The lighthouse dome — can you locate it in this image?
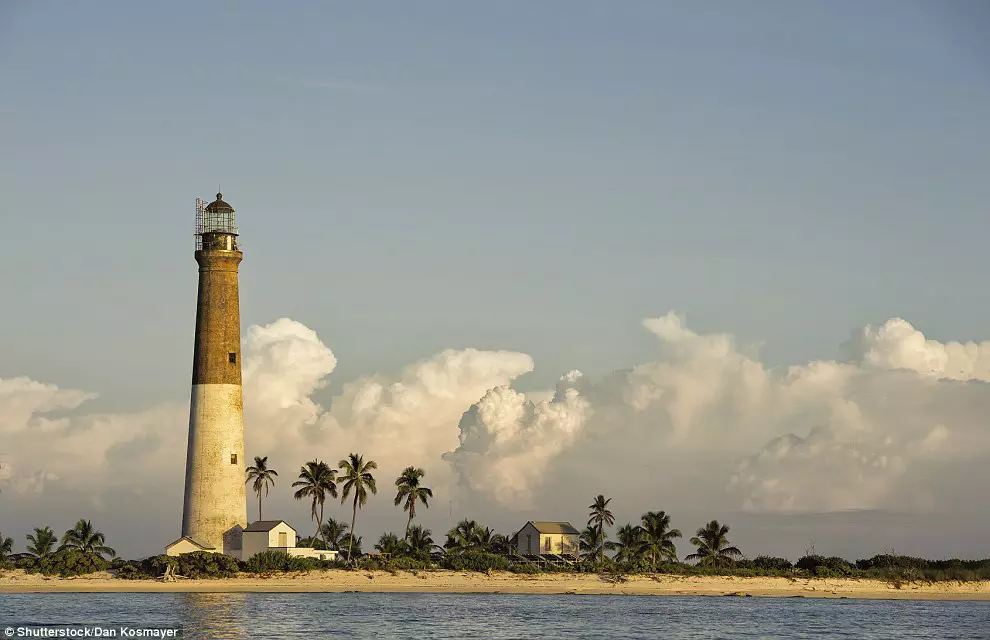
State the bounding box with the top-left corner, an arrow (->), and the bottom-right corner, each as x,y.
205,192 -> 234,213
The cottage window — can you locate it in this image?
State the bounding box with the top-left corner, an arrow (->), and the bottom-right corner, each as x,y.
229,352 -> 237,364
278,532 -> 288,547
230,453 -> 238,465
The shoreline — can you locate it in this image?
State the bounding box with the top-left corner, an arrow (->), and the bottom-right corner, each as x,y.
2,570 -> 989,600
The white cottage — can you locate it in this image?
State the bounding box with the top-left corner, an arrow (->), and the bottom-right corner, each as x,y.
241,520 -> 338,561
511,521 -> 581,558
164,536 -> 216,557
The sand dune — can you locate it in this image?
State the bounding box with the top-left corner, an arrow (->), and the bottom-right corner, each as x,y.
2,569 -> 988,600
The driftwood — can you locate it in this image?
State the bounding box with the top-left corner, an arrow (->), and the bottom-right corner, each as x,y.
161,564 -> 190,582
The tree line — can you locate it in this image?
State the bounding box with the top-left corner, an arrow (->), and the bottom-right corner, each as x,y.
4,459 -> 990,583
247,458 -> 742,567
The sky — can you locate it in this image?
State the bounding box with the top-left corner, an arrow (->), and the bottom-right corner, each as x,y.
1,1 -> 990,561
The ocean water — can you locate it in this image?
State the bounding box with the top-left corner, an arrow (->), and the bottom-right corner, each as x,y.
1,593 -> 988,639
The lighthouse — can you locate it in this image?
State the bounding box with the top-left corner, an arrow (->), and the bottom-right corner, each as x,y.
180,191 -> 248,556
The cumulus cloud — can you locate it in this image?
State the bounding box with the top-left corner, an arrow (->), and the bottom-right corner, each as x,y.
445,314 -> 990,523
846,318 -> 990,381
0,375 -> 181,500
3,313 -> 990,558
242,320 -> 535,507
442,371 -> 591,508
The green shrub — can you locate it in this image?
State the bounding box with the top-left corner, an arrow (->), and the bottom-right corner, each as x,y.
173,551 -> 239,578
796,555 -> 852,577
140,554 -> 178,577
353,556 -> 386,571
241,550 -> 327,573
814,566 -> 836,579
509,563 -> 542,574
347,555 -> 432,573
853,555 -> 990,581
795,555 -> 824,572
856,554 -> 924,571
114,561 -> 147,580
387,557 -> 432,572
753,556 -> 793,572
242,550 -> 293,573
825,557 -> 853,575
441,551 -> 510,572
22,550 -> 111,577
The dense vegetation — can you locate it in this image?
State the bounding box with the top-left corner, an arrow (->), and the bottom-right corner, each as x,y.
3,457 -> 988,583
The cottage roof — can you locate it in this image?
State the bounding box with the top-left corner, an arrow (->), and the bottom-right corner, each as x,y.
244,520 -> 294,533
526,521 -> 580,535
164,535 -> 215,550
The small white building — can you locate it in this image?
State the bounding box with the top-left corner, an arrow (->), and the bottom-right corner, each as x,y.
166,521 -> 339,561
241,520 -> 338,561
511,521 -> 580,558
165,536 -> 216,557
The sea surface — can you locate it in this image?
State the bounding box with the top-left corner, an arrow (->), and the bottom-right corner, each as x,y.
1,593 -> 989,639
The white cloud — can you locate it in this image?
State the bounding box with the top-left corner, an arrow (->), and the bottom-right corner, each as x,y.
846,317 -> 990,380
442,314 -> 990,523
3,313 -> 990,558
240,319 -> 536,527
443,372 -> 591,508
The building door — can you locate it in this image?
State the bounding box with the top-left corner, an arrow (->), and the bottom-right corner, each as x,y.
278,532 -> 287,547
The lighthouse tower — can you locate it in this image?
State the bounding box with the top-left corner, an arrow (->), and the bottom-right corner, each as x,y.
181,192 -> 248,556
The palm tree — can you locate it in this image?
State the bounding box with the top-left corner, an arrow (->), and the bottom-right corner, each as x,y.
292,460 -> 337,544
487,531 -> 511,555
375,532 -> 404,556
0,532 -> 12,561
348,536 -> 364,558
686,520 -> 742,568
579,525 -> 604,561
406,525 -> 439,560
319,518 -> 350,551
339,452 -> 378,562
640,511 -> 681,569
444,519 -> 483,553
587,494 -> 615,564
245,456 -> 278,522
394,466 -> 433,538
59,519 -> 116,558
25,527 -> 57,559
612,523 -> 645,564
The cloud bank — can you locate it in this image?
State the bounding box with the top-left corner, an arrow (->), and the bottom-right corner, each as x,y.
2,314 -> 990,558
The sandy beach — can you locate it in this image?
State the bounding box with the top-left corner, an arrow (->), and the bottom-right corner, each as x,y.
1,570 -> 988,600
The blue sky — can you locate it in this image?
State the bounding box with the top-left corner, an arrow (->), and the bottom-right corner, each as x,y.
5,1 -> 990,559
2,0 -> 989,407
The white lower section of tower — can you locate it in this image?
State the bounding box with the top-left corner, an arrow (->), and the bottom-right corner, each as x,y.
181,383 -> 247,557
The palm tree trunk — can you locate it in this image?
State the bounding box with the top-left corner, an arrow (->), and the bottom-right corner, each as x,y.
599,524 -> 605,565
313,501 -> 320,543
405,501 -> 415,539
258,492 -> 262,522
318,503 -> 326,547
347,494 -> 358,563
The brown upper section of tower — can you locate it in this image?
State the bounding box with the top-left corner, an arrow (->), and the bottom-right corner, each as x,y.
192,191 -> 243,386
